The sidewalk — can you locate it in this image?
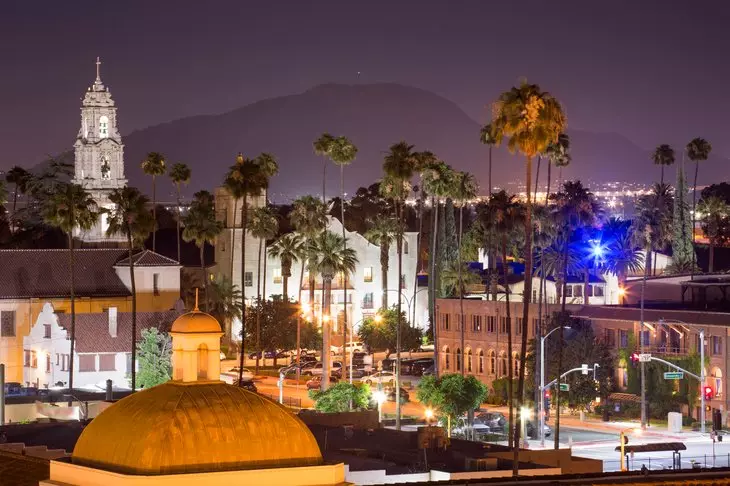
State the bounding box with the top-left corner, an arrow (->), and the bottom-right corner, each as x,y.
556,415 -> 705,441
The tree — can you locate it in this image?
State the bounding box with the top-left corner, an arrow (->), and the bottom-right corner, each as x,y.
309,382 -> 371,413
107,187 -> 154,390
687,138 -> 712,275
491,81 -> 566,471
417,374 -> 487,427
698,196 -> 730,273
169,163 -> 191,264
140,152 -> 166,251
479,123 -> 499,196
249,206 -> 279,372
439,262 -> 482,297
182,190 -> 223,311
313,133 -> 335,202
6,166 -> 30,220
364,215 -> 398,310
208,276 -> 242,347
669,161 -> 695,272
290,195 -> 329,305
224,153 -> 270,384
244,297 -> 297,367
358,309 -> 422,358
136,327 -> 172,389
604,232 -> 644,294
544,133 -> 570,204
268,232 -> 304,300
42,183 -> 99,393
651,144 -> 675,186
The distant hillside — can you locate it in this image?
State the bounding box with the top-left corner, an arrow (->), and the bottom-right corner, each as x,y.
56,83 -> 730,201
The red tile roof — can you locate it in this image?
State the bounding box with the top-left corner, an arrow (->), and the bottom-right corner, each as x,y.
115,249 -> 179,267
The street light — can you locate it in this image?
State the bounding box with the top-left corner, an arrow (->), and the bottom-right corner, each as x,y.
348,313 -> 383,384
425,407 -> 434,424
619,427 -> 642,471
373,390 -> 386,423
540,324 -> 571,447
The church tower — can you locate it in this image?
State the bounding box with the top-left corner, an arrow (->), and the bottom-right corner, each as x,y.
72,58 -> 127,244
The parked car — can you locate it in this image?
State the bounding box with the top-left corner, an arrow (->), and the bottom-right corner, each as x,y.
451,416 -> 492,439
337,341 -> 365,355
362,371 -> 396,386
222,367 -> 253,383
476,411 -> 507,434
290,354 -> 317,365
248,350 -> 289,360
385,387 -> 409,403
410,358 -> 434,376
303,361 -> 342,376
238,379 -> 257,392
3,382 -> 22,397
306,375 -> 339,390
332,366 -> 366,379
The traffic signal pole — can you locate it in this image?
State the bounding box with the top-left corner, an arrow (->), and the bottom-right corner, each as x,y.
700,329 -> 706,434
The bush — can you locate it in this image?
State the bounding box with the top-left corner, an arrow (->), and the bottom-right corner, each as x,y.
309,382 -> 372,413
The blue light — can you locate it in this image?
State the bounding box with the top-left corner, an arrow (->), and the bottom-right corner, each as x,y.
590,243 -> 604,258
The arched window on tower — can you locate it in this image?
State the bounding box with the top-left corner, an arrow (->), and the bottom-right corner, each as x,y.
99,115 -> 109,139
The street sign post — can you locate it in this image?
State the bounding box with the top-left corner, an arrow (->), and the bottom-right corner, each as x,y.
638,353 -> 651,363
663,371 -> 684,380
559,383 -> 570,392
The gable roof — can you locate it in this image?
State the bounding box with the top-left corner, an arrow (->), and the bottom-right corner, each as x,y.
115,249 -> 180,267
0,249 -> 131,299
58,309 -> 180,353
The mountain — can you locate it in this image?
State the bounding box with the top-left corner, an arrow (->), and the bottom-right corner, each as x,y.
104,83 -> 730,200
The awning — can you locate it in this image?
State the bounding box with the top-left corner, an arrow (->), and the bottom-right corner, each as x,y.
615,442 -> 687,453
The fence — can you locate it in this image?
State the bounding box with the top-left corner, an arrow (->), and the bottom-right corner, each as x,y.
261,393 -> 302,410
604,453 -> 730,472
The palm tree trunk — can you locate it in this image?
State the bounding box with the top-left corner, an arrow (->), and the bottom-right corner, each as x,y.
514,156 -> 534,474
488,146 -> 493,196
298,262 -> 305,304
152,176 -> 157,252
639,242 -> 649,429
237,195 -> 248,384
395,200 -> 403,431
255,238 -> 263,373
546,160 -> 552,205
230,199 -> 238,283
534,156 -> 541,202
176,184 -> 182,264
555,234 -> 569,448
458,204 -> 465,377
692,162 -> 700,279
710,241 -> 715,273
431,198 -> 440,376
201,246 -> 208,311
68,232 -> 76,396
322,279 -> 331,390
381,244 -> 389,310
502,236 -> 513,450
283,267 -> 289,300
584,270 -> 590,304
322,160 -> 327,203
340,164 -> 348,384
126,225 -> 137,390
414,183 -> 425,327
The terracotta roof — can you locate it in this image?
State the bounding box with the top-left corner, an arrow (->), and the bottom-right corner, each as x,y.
0,450 -> 50,486
57,310 -> 180,353
115,249 -> 179,267
0,249 -> 131,299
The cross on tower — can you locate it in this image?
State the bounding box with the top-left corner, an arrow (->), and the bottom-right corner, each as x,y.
95,57 -> 101,83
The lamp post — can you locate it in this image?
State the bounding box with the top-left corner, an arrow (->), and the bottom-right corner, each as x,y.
619,427 -> 642,471
384,288 -> 429,327
540,324 -> 571,447
373,390 -> 386,423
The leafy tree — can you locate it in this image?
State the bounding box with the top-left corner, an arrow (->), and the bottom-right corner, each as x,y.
309,382 -> 371,413
183,191 -> 223,311
357,309 -> 422,357
136,327 -> 172,389
107,187 -> 155,390
543,133 -> 571,203
268,232 -> 305,299
651,144 -> 675,186
169,163 -> 191,263
244,297 -> 297,366
364,215 -> 398,309
417,374 -> 487,425
140,152 -> 166,251
698,196 -> 730,272
440,262 -> 482,297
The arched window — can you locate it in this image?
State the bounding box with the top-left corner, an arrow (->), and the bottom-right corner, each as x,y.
444,346 -> 450,370
465,348 -> 473,373
99,115 -> 109,139
488,350 -> 496,375
197,344 -> 209,380
513,353 -> 520,376
478,349 -> 484,374
100,155 -> 111,180
456,348 -> 462,372
499,351 -> 507,377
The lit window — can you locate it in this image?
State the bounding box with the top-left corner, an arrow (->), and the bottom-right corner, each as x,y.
363,292 -> 374,309
273,268 -> 282,284
244,272 -> 253,287
364,267 -> 373,283
99,115 -> 109,138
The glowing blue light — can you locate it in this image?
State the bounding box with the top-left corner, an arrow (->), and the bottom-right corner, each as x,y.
590,243 -> 605,258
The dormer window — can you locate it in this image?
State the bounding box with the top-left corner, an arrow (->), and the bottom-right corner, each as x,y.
99,115 -> 109,138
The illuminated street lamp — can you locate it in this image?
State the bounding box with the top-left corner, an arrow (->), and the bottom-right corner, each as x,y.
372,390 -> 386,423
540,324 -> 571,447
424,407 -> 434,424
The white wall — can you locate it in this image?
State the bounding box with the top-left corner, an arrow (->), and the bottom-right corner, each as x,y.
114,265 -> 180,298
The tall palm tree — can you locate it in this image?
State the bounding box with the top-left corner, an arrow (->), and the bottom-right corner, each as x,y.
268,232 -> 305,300
182,190 -> 223,311
140,152 -> 166,252
491,82 -> 565,468
365,215 -> 399,310
309,231 -> 358,390
453,171 -> 478,376
169,163 -> 191,264
381,141 -> 417,430
697,196 -> 729,273
412,151 -> 438,324
208,276 -> 243,343
223,169 -> 244,283
224,153 -> 269,383
604,233 -> 644,300
249,206 -> 279,372
544,133 -> 570,204
479,123 -> 500,195
42,183 -> 99,394
652,144 -> 675,186
329,136 -> 358,376
106,187 -> 154,390
687,138 -> 712,276
290,196 -> 329,305
6,166 -> 30,218
314,133 -> 335,202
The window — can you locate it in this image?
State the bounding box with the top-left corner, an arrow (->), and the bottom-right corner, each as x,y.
592,285 -> 604,297
198,344 -> 209,380
1,311 -> 16,337
99,354 -> 116,371
55,353 -> 60,366
515,318 -> 523,335
244,272 -> 253,287
486,316 -> 496,333
126,353 -> 133,374
574,285 -> 583,297
466,349 -> 473,373
500,317 -> 509,333
604,329 -> 617,346
532,289 -> 538,302
441,313 -> 450,331
713,336 -> 723,355
100,155 -> 110,180
363,292 -> 374,309
565,286 -> 573,298
499,353 -> 507,377
472,315 -> 482,332
153,273 -> 160,296
403,240 -> 409,254
488,350 -> 496,375
444,347 -> 450,370
46,354 -> 51,373
24,350 -> 31,367
364,267 -> 373,283
61,354 -> 69,372
640,330 -> 651,347
456,349 -> 462,372
273,268 -> 282,284
79,355 -> 96,372
478,350 -> 484,374
513,353 -> 520,375
99,115 -> 109,138
619,330 -> 629,348
44,324 -> 51,339
532,318 -> 540,337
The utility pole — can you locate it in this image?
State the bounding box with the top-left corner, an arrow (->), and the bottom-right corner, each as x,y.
701,329 -> 706,434
0,363 -> 5,425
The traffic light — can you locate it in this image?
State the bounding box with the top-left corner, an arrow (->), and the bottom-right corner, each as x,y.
622,435 -> 629,445
704,386 -> 714,401
630,353 -> 639,367
544,390 -> 551,399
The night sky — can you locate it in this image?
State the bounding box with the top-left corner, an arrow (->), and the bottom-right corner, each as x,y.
1,0 -> 728,171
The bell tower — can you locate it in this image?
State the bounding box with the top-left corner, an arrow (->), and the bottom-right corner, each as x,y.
72,58 -> 127,244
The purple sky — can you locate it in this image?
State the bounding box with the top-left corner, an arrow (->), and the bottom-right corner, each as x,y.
1,0 -> 728,170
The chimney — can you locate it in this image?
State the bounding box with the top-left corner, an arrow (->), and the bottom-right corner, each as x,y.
108,307 -> 118,338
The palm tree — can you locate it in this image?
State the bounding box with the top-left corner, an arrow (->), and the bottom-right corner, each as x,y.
224,153 -> 269,383
604,233 -> 644,300
169,163 -> 191,264
687,138 -> 712,275
309,231 -> 358,390
42,183 -> 99,394
453,171 -> 478,376
140,152 -> 166,251
106,187 -> 154,390
208,276 -> 243,345
412,151 -> 438,324
290,196 -> 330,305
491,81 -> 566,468
697,196 -> 728,273
544,133 -> 570,204
268,232 -> 305,300
365,215 -> 399,309
182,190 -> 223,312
479,123 -> 500,195
314,133 -> 335,202
249,206 -> 279,372
381,141 -> 417,430
652,144 -> 675,185
6,166 -> 30,218
440,262 -> 482,297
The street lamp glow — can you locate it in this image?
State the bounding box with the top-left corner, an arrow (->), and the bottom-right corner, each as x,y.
617,287 -> 626,296
372,390 -> 386,404
301,302 -> 311,314
520,406 -> 533,421
424,408 -> 434,421
322,314 -> 330,323
373,314 -> 383,324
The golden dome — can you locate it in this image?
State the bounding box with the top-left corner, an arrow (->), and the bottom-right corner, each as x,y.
72,382 -> 322,475
170,309 -> 221,334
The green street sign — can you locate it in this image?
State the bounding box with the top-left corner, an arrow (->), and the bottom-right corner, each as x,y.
559,383 -> 570,392
664,372 -> 684,380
